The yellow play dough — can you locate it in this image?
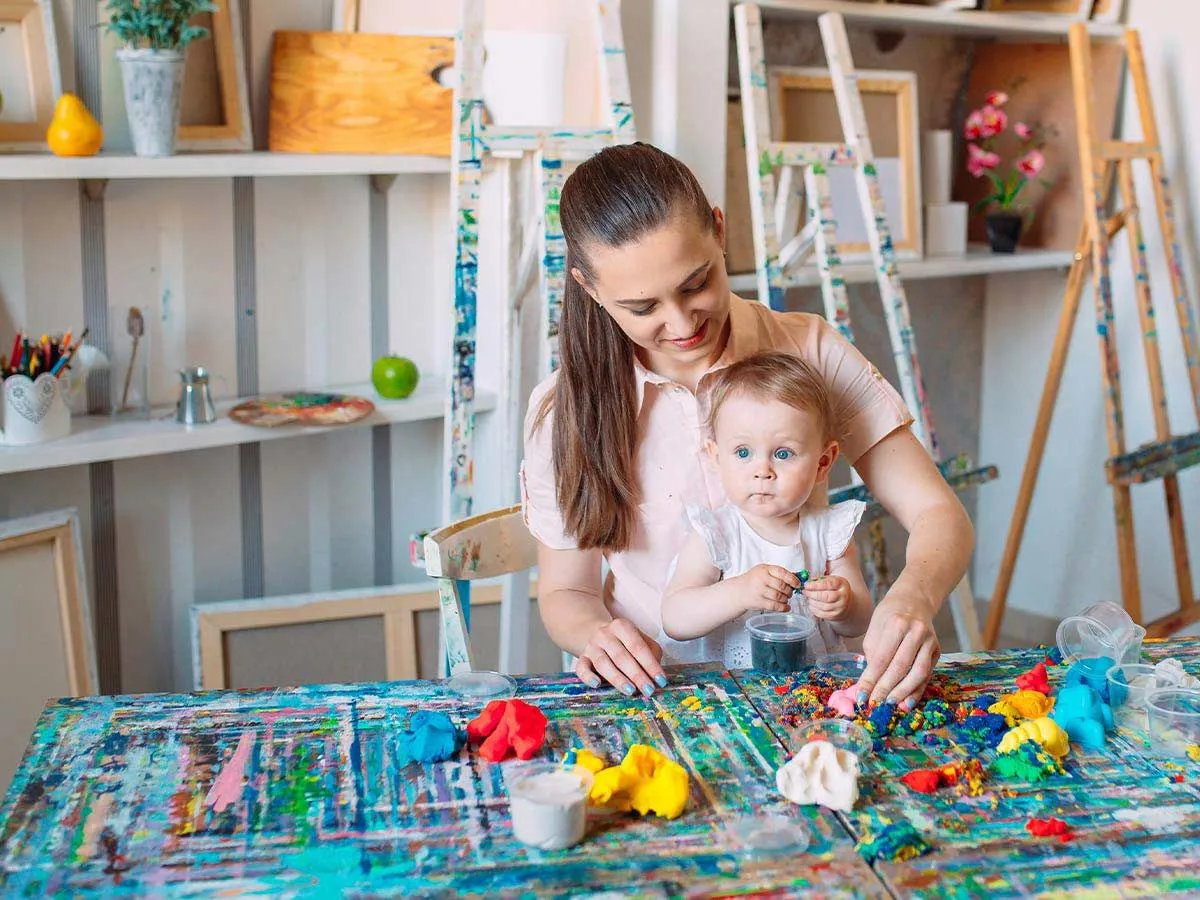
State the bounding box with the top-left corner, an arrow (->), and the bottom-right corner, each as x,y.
998,716 -> 1070,759
989,690 -> 1055,726
588,744 -> 689,820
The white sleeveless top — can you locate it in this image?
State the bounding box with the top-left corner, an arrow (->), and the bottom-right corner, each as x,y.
661,500 -> 867,669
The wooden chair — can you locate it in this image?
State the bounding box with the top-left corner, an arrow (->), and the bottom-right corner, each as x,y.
423,503 -> 541,677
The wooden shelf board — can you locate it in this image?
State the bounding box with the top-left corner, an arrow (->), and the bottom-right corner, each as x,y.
0,380 -> 495,476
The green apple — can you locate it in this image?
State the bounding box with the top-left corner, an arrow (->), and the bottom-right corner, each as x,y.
371,355 -> 420,399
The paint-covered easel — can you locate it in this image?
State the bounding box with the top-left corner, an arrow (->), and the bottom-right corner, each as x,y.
984,23 -> 1200,647
734,4 -> 995,650
432,0 -> 636,675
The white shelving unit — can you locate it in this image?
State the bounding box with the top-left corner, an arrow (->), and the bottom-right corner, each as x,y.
745,0 -> 1123,39
0,381 -> 495,476
728,247 -> 1075,292
0,152 -> 450,181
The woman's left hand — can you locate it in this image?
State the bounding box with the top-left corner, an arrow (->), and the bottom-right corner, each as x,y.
853,589 -> 940,709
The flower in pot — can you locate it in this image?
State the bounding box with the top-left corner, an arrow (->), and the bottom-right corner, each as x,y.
964,90 -> 1055,253
104,0 -> 217,157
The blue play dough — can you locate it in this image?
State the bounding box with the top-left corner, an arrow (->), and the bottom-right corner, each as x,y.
1065,656 -> 1117,701
1052,684 -> 1115,751
399,711 -> 461,764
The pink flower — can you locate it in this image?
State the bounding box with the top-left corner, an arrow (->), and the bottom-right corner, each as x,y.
978,106 -> 1008,139
967,143 -> 1001,178
965,109 -> 986,140
1016,149 -> 1046,178
1014,122 -> 1033,141
986,91 -> 1009,107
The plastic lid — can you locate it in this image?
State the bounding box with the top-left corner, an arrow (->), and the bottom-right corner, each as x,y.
446,669 -> 517,700
1056,615 -> 1120,665
745,613 -> 817,643
817,652 -> 867,680
726,814 -> 810,857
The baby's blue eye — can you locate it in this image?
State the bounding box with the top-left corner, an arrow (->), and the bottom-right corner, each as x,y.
735,447 -> 751,460
774,448 -> 794,461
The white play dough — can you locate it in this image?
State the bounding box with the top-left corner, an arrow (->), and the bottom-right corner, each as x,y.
509,765 -> 591,851
1157,658 -> 1200,690
776,739 -> 860,813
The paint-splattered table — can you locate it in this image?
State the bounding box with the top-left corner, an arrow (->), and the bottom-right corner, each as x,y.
2,642 -> 1198,898
0,667 -> 882,898
737,637 -> 1200,898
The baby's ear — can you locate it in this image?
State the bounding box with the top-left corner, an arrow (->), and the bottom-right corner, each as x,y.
705,438 -> 718,461
816,441 -> 839,481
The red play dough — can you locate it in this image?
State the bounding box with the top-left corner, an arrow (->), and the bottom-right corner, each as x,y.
1016,662 -> 1051,694
901,769 -> 943,794
1026,817 -> 1073,841
467,699 -> 548,763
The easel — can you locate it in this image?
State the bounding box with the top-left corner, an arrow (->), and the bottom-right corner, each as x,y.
434,0 -> 636,673
983,23 -> 1200,647
734,3 -> 995,651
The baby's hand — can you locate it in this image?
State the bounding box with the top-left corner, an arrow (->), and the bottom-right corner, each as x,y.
731,564 -> 799,614
804,575 -> 852,621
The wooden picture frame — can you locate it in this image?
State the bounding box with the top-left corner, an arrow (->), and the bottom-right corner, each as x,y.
191,582 -> 512,690
769,67 -> 922,260
97,0 -> 252,152
984,0 -> 1090,17
0,509 -> 97,792
0,0 -> 62,150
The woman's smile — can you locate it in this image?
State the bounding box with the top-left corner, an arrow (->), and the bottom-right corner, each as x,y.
666,320 -> 709,351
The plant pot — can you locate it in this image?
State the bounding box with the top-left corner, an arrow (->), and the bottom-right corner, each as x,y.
116,47 -> 185,157
985,211 -> 1023,254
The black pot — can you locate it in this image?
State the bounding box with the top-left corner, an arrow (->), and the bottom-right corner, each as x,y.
985,212 -> 1023,253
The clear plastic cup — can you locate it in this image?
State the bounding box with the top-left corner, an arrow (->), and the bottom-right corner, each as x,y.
1056,601 -> 1145,666
793,719 -> 873,758
508,762 -> 593,850
726,813 -> 810,857
1106,663 -> 1168,734
1145,688 -> 1200,760
745,613 -> 817,675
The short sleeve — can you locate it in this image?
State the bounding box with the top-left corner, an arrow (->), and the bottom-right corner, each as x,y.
821,499 -> 867,561
683,504 -> 732,572
519,373 -> 578,550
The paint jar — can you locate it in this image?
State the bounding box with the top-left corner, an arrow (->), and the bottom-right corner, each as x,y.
1106,663 -> 1170,734
1056,601 -> 1146,666
507,762 -> 593,851
745,613 -> 816,675
793,719 -> 873,758
725,813 -> 810,858
1145,688 -> 1200,760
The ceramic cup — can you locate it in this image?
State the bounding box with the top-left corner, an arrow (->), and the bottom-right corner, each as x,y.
1,373 -> 71,445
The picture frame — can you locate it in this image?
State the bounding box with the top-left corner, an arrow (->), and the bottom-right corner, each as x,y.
983,0 -> 1091,17
191,581 -> 513,690
769,66 -> 922,260
0,509 -> 97,791
0,0 -> 62,151
97,0 -> 252,152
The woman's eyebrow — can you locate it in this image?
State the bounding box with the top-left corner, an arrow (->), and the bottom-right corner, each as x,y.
614,263 -> 710,306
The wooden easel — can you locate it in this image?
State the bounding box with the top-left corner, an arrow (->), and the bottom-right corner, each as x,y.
735,3 -> 995,650
983,23 -> 1200,647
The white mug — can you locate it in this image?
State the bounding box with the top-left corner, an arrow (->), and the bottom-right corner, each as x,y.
1,373 -> 71,445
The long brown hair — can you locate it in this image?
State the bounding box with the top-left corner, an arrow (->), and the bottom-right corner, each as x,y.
534,143 -> 714,551
706,352 -> 834,442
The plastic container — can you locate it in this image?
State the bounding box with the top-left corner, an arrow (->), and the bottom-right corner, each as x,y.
725,813 -> 810,857
816,652 -> 867,680
1146,688 -> 1200,760
508,762 -> 593,850
1106,663 -> 1169,733
793,719 -> 873,758
447,670 -> 517,700
1056,600 -> 1146,666
745,613 -> 816,675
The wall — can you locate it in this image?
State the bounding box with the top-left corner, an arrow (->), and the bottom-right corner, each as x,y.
975,0 -> 1200,627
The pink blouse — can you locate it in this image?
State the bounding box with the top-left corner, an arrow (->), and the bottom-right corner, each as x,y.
520,294 -> 913,639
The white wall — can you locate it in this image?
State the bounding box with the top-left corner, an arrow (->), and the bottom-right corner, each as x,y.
976,0 -> 1200,625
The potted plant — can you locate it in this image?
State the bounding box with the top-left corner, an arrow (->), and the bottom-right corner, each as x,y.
104,0 -> 217,157
964,90 -> 1054,253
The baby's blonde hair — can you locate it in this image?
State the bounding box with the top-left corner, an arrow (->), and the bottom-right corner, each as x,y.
706,351 -> 834,442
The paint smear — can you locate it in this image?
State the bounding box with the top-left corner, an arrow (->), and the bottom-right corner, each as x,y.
205,730 -> 255,813
77,792 -> 114,862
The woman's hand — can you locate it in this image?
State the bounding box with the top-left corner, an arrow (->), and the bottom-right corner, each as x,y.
729,564 -> 799,614
575,618 -> 668,698
854,590 -> 940,709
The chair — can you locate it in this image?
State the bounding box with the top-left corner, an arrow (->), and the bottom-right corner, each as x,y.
423,504 -> 539,677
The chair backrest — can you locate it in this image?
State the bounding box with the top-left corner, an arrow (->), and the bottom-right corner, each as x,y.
423,504 -> 537,581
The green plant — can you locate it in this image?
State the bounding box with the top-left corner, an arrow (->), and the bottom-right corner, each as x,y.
103,0 -> 217,51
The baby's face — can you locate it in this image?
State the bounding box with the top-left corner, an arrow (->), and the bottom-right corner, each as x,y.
708,393 -> 835,520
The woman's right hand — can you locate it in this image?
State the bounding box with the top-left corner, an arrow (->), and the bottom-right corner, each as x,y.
731,564 -> 799,614
575,618 -> 668,698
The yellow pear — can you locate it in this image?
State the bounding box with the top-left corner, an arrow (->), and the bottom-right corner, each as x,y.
46,93 -> 104,157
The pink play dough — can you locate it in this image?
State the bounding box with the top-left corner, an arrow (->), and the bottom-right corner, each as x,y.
827,687 -> 858,718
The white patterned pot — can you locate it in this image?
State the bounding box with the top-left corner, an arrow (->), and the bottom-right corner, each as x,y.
2,373 -> 71,445
116,47 -> 185,157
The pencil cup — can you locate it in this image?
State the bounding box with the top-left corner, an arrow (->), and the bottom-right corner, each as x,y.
1,373 -> 71,445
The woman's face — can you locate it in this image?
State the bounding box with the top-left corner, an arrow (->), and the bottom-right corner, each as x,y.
573,208 -> 731,372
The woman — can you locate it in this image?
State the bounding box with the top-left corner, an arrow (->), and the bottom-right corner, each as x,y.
520,143 -> 974,709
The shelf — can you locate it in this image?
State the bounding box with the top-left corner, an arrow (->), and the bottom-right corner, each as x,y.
0,151 -> 450,182
0,380 -> 496,476
745,0 -> 1124,39
728,246 -> 1075,292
